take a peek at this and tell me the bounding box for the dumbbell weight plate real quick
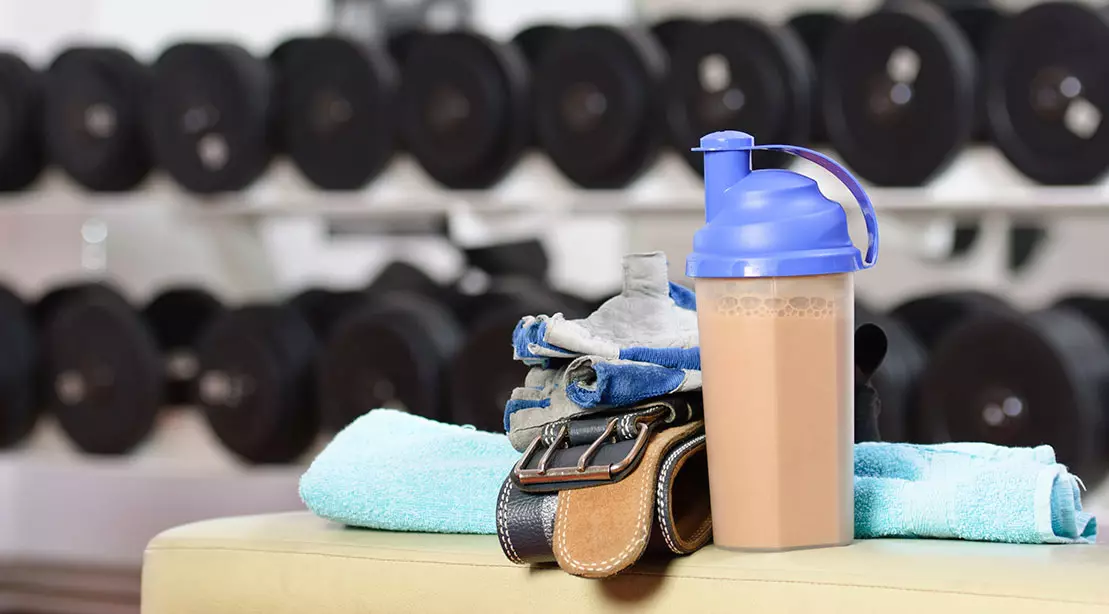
[985,3,1109,185]
[891,290,1015,443]
[511,24,568,67]
[42,287,163,455]
[462,239,549,281]
[1055,295,1109,336]
[387,30,425,67]
[822,2,975,186]
[650,18,699,54]
[535,26,666,188]
[368,260,460,311]
[891,290,1013,351]
[34,283,114,327]
[34,283,127,409]
[399,32,530,189]
[143,288,225,406]
[275,36,398,190]
[318,292,463,431]
[787,12,846,144]
[267,37,306,155]
[511,24,568,147]
[385,29,426,154]
[288,288,372,342]
[665,18,813,173]
[0,53,45,191]
[195,305,319,464]
[148,42,273,193]
[0,286,37,447]
[45,47,152,191]
[919,308,1109,483]
[946,3,1006,142]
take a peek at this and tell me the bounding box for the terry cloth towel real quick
[301,414,1096,541]
[299,409,519,534]
[512,251,699,367]
[855,442,1097,543]
[504,356,703,450]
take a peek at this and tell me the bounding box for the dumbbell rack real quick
[6,160,1109,613]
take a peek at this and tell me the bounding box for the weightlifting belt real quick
[496,395,711,578]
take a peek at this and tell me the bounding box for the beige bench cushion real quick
[142,512,1109,614]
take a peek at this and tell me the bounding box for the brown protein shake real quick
[686,131,879,551]
[696,276,854,549]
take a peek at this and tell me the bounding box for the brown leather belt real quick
[496,395,712,578]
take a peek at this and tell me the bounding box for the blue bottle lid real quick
[686,131,879,278]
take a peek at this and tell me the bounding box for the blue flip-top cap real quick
[686,131,879,278]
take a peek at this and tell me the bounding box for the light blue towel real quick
[855,442,1097,543]
[299,410,519,534]
[301,412,1097,543]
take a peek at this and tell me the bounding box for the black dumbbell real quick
[0,285,38,448]
[786,11,847,145]
[317,242,591,434]
[941,1,1008,143]
[147,42,275,193]
[143,287,226,405]
[891,290,1015,351]
[318,289,464,432]
[44,46,153,191]
[397,30,530,189]
[271,35,399,190]
[316,257,501,433]
[985,2,1109,185]
[0,282,125,448]
[920,300,1109,484]
[663,17,812,173]
[40,284,225,455]
[511,23,569,149]
[511,24,567,68]
[822,0,977,186]
[0,52,45,191]
[1055,295,1109,337]
[888,291,1017,445]
[194,288,370,463]
[534,25,667,188]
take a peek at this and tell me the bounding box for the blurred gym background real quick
[4,0,1109,611]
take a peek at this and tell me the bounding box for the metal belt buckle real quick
[512,410,664,487]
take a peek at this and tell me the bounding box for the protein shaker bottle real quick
[688,130,879,551]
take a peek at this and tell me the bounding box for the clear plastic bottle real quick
[687,131,879,551]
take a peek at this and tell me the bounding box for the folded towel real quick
[512,252,699,367]
[855,442,1097,543]
[302,411,1098,543]
[299,410,519,534]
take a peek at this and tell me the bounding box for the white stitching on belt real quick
[618,414,635,440]
[497,479,523,564]
[555,445,659,574]
[656,437,704,554]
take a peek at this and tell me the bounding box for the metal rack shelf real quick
[5,185,1109,220]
